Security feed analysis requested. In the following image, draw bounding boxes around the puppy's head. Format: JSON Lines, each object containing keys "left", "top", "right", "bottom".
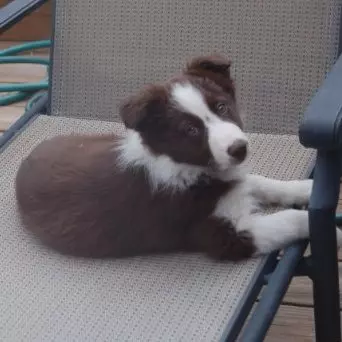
{"left": 120, "top": 55, "right": 248, "bottom": 173}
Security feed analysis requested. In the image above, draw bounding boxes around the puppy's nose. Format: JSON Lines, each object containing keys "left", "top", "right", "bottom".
{"left": 227, "top": 139, "right": 247, "bottom": 162}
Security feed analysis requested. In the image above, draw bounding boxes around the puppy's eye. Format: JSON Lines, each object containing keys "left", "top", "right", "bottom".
{"left": 187, "top": 126, "right": 199, "bottom": 137}
{"left": 180, "top": 122, "right": 199, "bottom": 137}
{"left": 216, "top": 102, "right": 228, "bottom": 115}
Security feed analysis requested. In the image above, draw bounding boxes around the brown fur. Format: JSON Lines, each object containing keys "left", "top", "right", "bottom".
{"left": 15, "top": 55, "right": 256, "bottom": 260}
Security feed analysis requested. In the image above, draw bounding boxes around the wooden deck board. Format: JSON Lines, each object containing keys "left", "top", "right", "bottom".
{"left": 284, "top": 263, "right": 342, "bottom": 307}
{"left": 0, "top": 1, "right": 52, "bottom": 42}
{"left": 265, "top": 305, "right": 316, "bottom": 342}
{"left": 0, "top": 106, "right": 25, "bottom": 131}
{"left": 0, "top": 63, "right": 47, "bottom": 83}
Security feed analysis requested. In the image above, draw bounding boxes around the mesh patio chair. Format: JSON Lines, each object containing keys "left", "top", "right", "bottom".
{"left": 1, "top": 1, "right": 342, "bottom": 341}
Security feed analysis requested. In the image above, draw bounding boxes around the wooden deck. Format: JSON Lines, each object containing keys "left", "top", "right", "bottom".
{"left": 1, "top": 40, "right": 342, "bottom": 341}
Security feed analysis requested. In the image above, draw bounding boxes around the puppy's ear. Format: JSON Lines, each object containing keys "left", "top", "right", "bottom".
{"left": 186, "top": 54, "right": 235, "bottom": 96}
{"left": 119, "top": 85, "right": 167, "bottom": 131}
{"left": 186, "top": 54, "right": 232, "bottom": 78}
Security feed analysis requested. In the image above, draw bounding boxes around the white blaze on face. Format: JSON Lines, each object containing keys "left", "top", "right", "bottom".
{"left": 171, "top": 82, "right": 247, "bottom": 170}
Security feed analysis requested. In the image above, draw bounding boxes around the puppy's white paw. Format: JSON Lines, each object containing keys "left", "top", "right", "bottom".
{"left": 286, "top": 179, "right": 313, "bottom": 208}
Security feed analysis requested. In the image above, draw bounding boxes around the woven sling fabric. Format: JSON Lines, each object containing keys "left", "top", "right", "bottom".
{"left": 0, "top": 116, "right": 315, "bottom": 341}
{"left": 50, "top": 0, "right": 341, "bottom": 134}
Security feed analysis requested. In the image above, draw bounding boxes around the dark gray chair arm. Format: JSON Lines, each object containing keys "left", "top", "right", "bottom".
{"left": 0, "top": 0, "right": 48, "bottom": 33}
{"left": 298, "top": 54, "right": 342, "bottom": 340}
{"left": 299, "top": 54, "right": 342, "bottom": 150}
{"left": 299, "top": 53, "right": 342, "bottom": 339}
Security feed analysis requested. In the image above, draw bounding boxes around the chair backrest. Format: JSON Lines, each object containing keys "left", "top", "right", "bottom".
{"left": 49, "top": 0, "right": 342, "bottom": 135}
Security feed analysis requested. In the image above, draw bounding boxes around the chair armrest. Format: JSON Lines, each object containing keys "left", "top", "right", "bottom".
{"left": 0, "top": 0, "right": 48, "bottom": 33}
{"left": 299, "top": 54, "right": 342, "bottom": 150}
{"left": 306, "top": 149, "right": 341, "bottom": 340}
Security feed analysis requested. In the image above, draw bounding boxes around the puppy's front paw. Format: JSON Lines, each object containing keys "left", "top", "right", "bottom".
{"left": 287, "top": 179, "right": 313, "bottom": 209}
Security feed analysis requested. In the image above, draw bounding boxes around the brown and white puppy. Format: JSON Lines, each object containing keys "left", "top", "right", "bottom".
{"left": 15, "top": 55, "right": 342, "bottom": 260}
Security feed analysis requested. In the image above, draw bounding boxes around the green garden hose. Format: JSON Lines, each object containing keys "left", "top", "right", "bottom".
{"left": 0, "top": 40, "right": 50, "bottom": 109}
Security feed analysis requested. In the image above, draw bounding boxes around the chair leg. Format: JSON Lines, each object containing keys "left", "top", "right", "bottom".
{"left": 309, "top": 150, "right": 341, "bottom": 342}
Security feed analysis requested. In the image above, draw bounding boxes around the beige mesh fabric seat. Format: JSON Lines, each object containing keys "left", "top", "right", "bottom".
{"left": 0, "top": 0, "right": 341, "bottom": 341}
